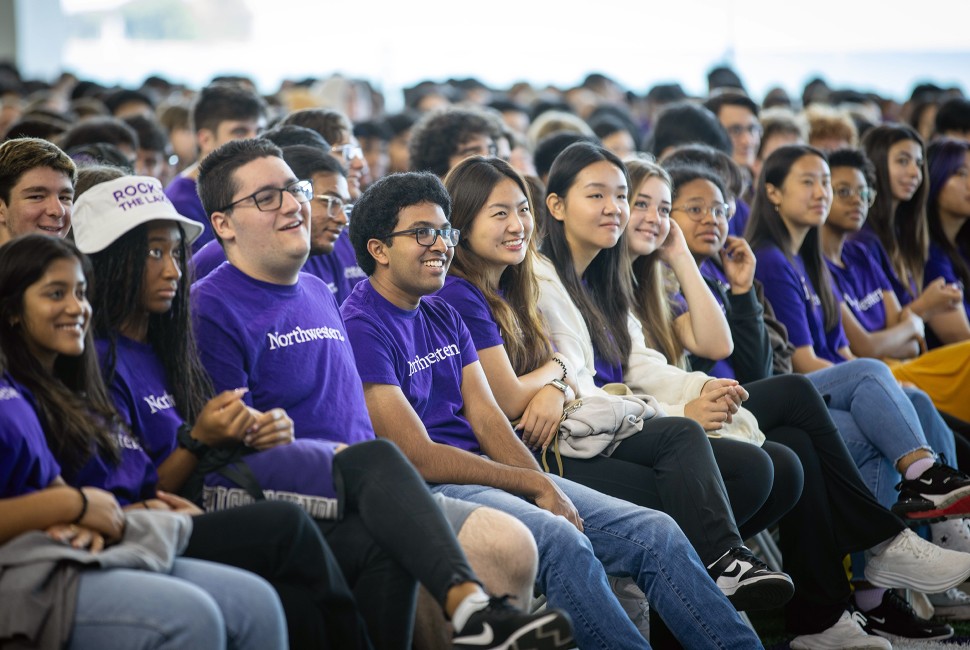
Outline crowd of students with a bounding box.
[2,63,970,649]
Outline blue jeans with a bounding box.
[807,359,952,508]
[69,559,287,649]
[432,475,761,650]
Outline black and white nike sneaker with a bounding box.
[453,596,574,650]
[855,589,954,642]
[892,462,970,522]
[706,546,794,611]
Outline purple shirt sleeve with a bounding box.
[436,276,505,351]
[166,176,214,253]
[0,376,61,497]
[754,245,847,363]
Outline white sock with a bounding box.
[451,589,490,633]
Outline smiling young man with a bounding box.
[165,82,267,253]
[191,138,573,650]
[340,171,762,650]
[0,137,76,246]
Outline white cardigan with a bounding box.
[534,255,764,444]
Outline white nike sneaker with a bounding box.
[865,528,970,592]
[789,610,891,650]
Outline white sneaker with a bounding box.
[608,576,649,639]
[865,529,970,592]
[931,518,970,553]
[928,587,970,620]
[789,610,891,650]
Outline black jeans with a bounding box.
[743,374,905,635]
[317,439,479,650]
[555,415,745,565]
[184,500,372,650]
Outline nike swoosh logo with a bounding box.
[454,622,494,645]
[919,478,935,484]
[869,616,886,624]
[720,561,743,578]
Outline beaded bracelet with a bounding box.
[73,487,89,524]
[551,356,568,381]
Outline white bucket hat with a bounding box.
[72,176,205,253]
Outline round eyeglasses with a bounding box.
[671,202,732,222]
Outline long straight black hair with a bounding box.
[0,234,121,471]
[540,142,633,365]
[746,144,841,332]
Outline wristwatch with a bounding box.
[546,378,568,393]
[177,423,209,458]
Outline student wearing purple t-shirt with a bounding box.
[191,145,355,304]
[189,137,573,650]
[821,148,970,424]
[854,124,970,346]
[165,83,267,253]
[438,156,798,628]
[341,168,764,650]
[0,234,395,650]
[924,137,970,346]
[0,371,289,650]
[748,144,970,638]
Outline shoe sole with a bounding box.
[870,628,954,642]
[789,635,890,650]
[929,606,970,620]
[454,613,575,650]
[723,576,794,611]
[865,562,970,593]
[894,492,970,523]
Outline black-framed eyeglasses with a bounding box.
[385,227,461,248]
[834,186,876,207]
[217,179,312,213]
[314,195,351,217]
[672,202,732,222]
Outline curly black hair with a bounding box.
[349,171,451,275]
[408,108,503,177]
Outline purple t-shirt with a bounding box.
[333,231,367,290]
[696,262,737,379]
[436,276,505,350]
[341,280,481,453]
[753,244,849,364]
[165,175,213,253]
[924,242,970,348]
[191,239,226,281]
[851,228,917,307]
[6,377,156,505]
[191,263,375,445]
[727,197,751,238]
[0,374,60,497]
[826,240,891,334]
[97,336,182,467]
[191,241,352,304]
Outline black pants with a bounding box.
[555,416,746,565]
[743,374,905,635]
[317,439,479,650]
[184,500,372,650]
